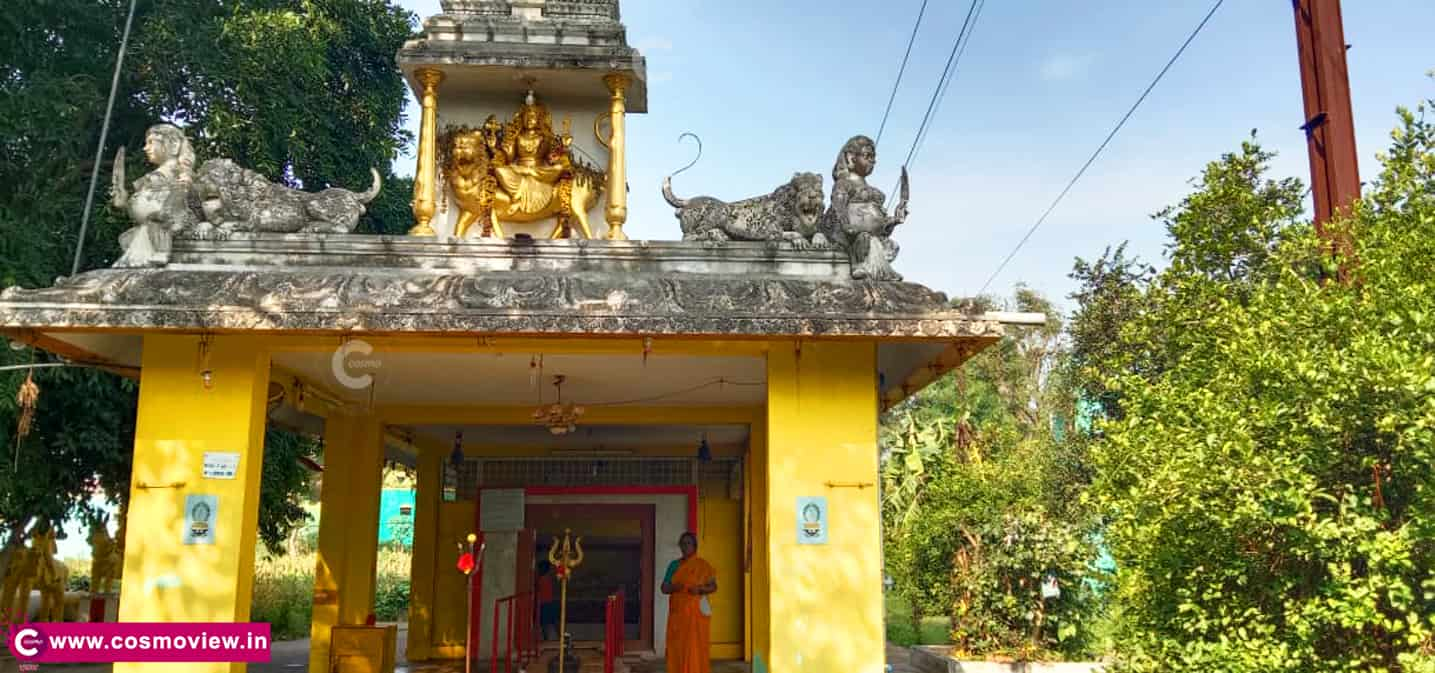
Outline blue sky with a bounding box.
[396,0,1434,311]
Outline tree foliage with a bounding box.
[1082,105,1435,671]
[882,290,1105,660]
[1,0,415,555]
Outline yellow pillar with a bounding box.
[405,444,442,661]
[748,413,770,664]
[601,73,629,240]
[308,414,384,673]
[764,341,882,673]
[409,68,444,236]
[115,335,270,673]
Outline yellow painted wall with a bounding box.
[748,414,770,665]
[432,501,477,653]
[116,335,270,673]
[698,475,744,656]
[764,341,882,673]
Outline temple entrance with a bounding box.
[528,503,653,648]
[405,420,747,662]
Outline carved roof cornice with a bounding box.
[0,268,995,340]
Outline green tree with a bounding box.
[0,0,416,565]
[882,289,1105,659]
[1066,140,1305,427]
[1089,104,1435,671]
[1066,243,1152,421]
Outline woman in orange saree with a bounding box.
[662,532,717,673]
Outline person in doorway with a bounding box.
[661,531,716,673]
[536,560,560,641]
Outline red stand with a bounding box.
[88,596,106,623]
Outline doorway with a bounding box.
[527,503,654,650]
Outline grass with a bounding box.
[250,546,412,640]
[884,593,952,647]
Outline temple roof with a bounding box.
[398,0,647,111]
[0,235,1039,409]
[0,236,998,339]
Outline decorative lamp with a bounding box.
[450,430,465,467]
[443,430,463,502]
[697,433,712,462]
[533,375,584,435]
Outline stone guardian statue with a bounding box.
[819,135,909,281]
[110,124,198,267]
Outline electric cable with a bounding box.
[976,0,1226,296]
[875,0,931,149]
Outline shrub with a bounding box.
[887,618,920,648]
[251,554,315,641]
[374,575,410,622]
[1090,105,1435,671]
[894,442,1103,660]
[249,548,412,639]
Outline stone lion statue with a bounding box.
[662,171,826,247]
[192,159,381,236]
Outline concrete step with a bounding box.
[521,649,627,673]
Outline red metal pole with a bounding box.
[491,599,503,673]
[506,597,515,673]
[526,592,536,660]
[603,596,615,673]
[472,535,486,673]
[1292,0,1360,276]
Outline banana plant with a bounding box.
[881,411,951,532]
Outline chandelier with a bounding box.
[533,375,584,435]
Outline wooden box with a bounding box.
[330,624,397,673]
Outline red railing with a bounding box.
[490,591,535,673]
[603,588,626,673]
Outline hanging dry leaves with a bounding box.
[16,369,40,438]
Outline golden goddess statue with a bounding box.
[443,91,605,239]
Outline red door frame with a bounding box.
[471,485,699,659]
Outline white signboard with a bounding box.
[480,489,526,532]
[202,452,241,479]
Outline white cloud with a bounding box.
[1039,53,1094,82]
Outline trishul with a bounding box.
[547,528,584,673]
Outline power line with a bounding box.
[72,0,140,276]
[976,0,1225,297]
[899,0,982,172]
[889,0,985,208]
[907,0,985,169]
[875,0,931,149]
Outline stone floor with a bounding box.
[886,642,921,673]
